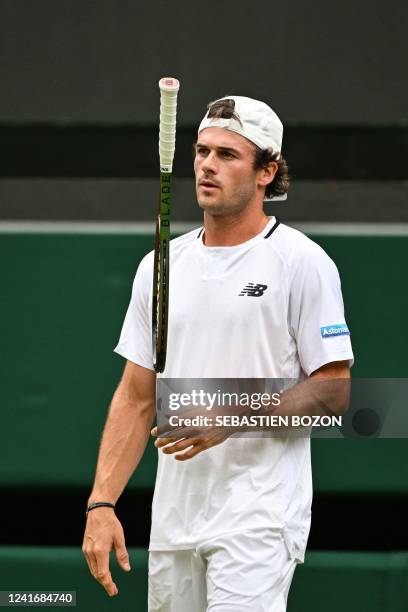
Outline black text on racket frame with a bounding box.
[152,172,171,373]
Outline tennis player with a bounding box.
[83,95,353,611]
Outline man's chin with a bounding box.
[197,199,226,216]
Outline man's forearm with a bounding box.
[88,385,155,505]
[270,376,350,420]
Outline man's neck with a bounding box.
[202,208,270,247]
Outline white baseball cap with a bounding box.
[198,95,286,201]
[198,95,283,157]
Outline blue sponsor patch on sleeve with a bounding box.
[320,324,350,338]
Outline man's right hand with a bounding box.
[82,507,131,597]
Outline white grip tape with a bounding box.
[159,77,180,173]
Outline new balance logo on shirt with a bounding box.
[239,283,268,297]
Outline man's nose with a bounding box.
[201,151,218,174]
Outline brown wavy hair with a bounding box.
[253,148,290,199]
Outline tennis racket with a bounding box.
[152,77,180,373]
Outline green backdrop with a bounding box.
[1,230,407,492]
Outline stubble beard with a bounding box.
[197,181,257,218]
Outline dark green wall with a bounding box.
[1,230,408,610]
[1,547,407,612]
[1,231,407,493]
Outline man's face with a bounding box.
[194,127,261,217]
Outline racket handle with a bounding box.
[159,77,180,173]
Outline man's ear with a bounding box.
[257,161,278,189]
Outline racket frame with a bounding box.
[152,77,179,373]
[152,171,171,372]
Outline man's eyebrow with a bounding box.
[195,142,241,154]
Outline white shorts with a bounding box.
[148,528,298,612]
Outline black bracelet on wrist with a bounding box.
[86,502,115,516]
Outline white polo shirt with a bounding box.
[114,217,354,561]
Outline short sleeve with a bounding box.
[288,243,354,376]
[113,252,154,371]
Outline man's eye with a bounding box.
[221,151,234,158]
[197,148,207,156]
